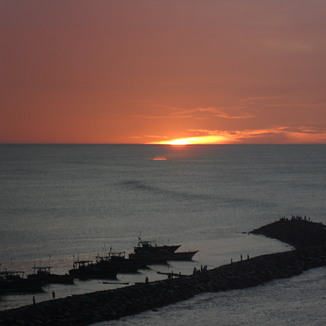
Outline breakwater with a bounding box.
[1,219,326,326]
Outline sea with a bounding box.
[0,144,325,325]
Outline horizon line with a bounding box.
[1,142,325,146]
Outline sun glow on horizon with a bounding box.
[146,126,326,146]
[152,135,231,145]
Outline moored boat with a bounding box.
[68,260,117,280]
[133,238,181,255]
[96,251,147,273]
[128,238,198,264]
[129,250,198,263]
[0,270,43,294]
[27,266,74,284]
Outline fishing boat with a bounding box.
[27,266,74,284]
[95,251,147,273]
[68,260,117,280]
[133,238,181,254]
[128,238,198,264]
[0,270,43,294]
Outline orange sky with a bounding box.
[1,1,326,144]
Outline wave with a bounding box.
[119,180,211,201]
[118,180,274,209]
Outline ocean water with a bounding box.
[0,144,325,324]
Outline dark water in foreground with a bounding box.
[1,144,325,324]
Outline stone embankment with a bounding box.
[251,217,326,249]
[1,219,326,326]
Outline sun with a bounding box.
[157,137,202,145]
[153,135,231,145]
[168,138,195,145]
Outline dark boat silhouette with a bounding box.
[133,238,181,253]
[68,260,118,280]
[0,270,43,294]
[27,266,74,284]
[95,251,147,273]
[128,238,198,264]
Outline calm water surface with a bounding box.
[1,144,325,324]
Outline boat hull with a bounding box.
[0,279,44,294]
[129,250,198,264]
[69,263,117,280]
[27,273,74,284]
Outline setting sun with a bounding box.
[166,138,197,145]
[154,135,231,145]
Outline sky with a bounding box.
[1,0,326,144]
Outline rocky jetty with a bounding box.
[1,218,326,326]
[251,217,326,248]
